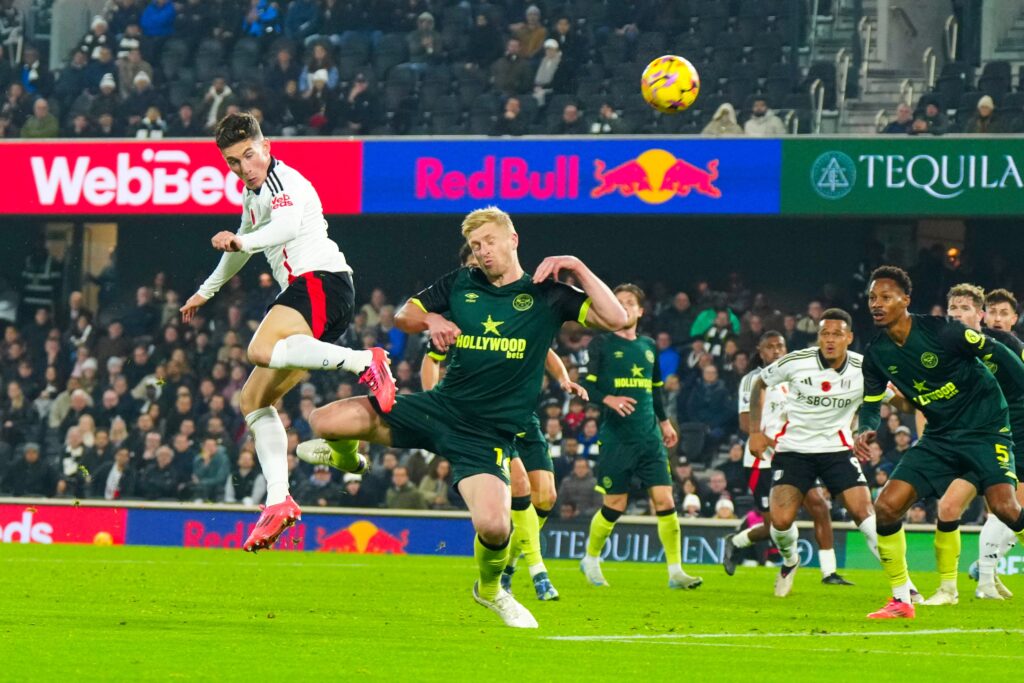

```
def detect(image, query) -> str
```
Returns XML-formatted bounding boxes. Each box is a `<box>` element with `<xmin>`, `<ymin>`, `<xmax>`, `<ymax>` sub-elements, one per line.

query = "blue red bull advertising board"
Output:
<box><xmin>361</xmin><ymin>139</ymin><xmax>781</xmax><ymax>214</ymax></box>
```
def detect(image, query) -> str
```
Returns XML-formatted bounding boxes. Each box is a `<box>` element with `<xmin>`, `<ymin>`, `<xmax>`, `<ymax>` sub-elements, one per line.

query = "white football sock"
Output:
<box><xmin>732</xmin><ymin>528</ymin><xmax>754</xmax><ymax>549</ymax></box>
<box><xmin>978</xmin><ymin>513</ymin><xmax>1016</xmax><ymax>582</ymax></box>
<box><xmin>819</xmin><ymin>548</ymin><xmax>837</xmax><ymax>577</ymax></box>
<box><xmin>527</xmin><ymin>562</ymin><xmax>547</xmax><ymax>578</ymax></box>
<box><xmin>770</xmin><ymin>525</ymin><xmax>799</xmax><ymax>567</ymax></box>
<box><xmin>246</xmin><ymin>407</ymin><xmax>290</xmax><ymax>506</ymax></box>
<box><xmin>667</xmin><ymin>562</ymin><xmax>684</xmax><ymax>576</ymax></box>
<box><xmin>893</xmin><ymin>581</ymin><xmax>912</xmax><ymax>603</ymax></box>
<box><xmin>268</xmin><ymin>334</ymin><xmax>372</xmax><ymax>373</ymax></box>
<box><xmin>858</xmin><ymin>515</ymin><xmax>880</xmax><ymax>561</ymax></box>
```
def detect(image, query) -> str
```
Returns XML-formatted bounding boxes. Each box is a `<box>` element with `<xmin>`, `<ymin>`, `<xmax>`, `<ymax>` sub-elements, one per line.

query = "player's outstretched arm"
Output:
<box><xmin>187</xmin><ymin>248</ymin><xmax>253</xmax><ymax>321</ymax></box>
<box><xmin>533</xmin><ymin>255</ymin><xmax>628</xmax><ymax>331</ymax></box>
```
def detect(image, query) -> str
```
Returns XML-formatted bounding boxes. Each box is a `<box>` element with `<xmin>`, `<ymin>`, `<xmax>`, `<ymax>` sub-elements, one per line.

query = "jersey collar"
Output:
<box><xmin>251</xmin><ymin>156</ymin><xmax>278</xmax><ymax>196</ymax></box>
<box><xmin>817</xmin><ymin>348</ymin><xmax>849</xmax><ymax>374</ymax></box>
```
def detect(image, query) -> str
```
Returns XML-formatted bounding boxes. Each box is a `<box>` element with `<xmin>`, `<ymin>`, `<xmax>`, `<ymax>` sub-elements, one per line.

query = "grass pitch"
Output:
<box><xmin>2</xmin><ymin>543</ymin><xmax>1022</xmax><ymax>682</ymax></box>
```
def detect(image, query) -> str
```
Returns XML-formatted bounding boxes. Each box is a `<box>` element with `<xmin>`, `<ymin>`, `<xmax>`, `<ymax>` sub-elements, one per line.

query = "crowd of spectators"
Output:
<box><xmin>3</xmin><ymin>233</ymin><xmax>1018</xmax><ymax>528</ymax></box>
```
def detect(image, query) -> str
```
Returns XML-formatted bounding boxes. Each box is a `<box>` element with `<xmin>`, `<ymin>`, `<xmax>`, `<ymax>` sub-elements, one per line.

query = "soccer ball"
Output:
<box><xmin>640</xmin><ymin>55</ymin><xmax>700</xmax><ymax>114</ymax></box>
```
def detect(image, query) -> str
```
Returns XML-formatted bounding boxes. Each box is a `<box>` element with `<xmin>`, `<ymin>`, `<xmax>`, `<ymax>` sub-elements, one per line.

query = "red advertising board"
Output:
<box><xmin>0</xmin><ymin>503</ymin><xmax>127</xmax><ymax>544</ymax></box>
<box><xmin>2</xmin><ymin>139</ymin><xmax>362</xmax><ymax>215</ymax></box>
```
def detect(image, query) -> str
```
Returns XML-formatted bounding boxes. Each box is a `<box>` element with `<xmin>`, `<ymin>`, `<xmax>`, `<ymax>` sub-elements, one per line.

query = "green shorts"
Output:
<box><xmin>512</xmin><ymin>414</ymin><xmax>554</xmax><ymax>473</ymax></box>
<box><xmin>892</xmin><ymin>429</ymin><xmax>1018</xmax><ymax>498</ymax></box>
<box><xmin>374</xmin><ymin>391</ymin><xmax>514</xmax><ymax>484</ymax></box>
<box><xmin>593</xmin><ymin>440</ymin><xmax>672</xmax><ymax>495</ymax></box>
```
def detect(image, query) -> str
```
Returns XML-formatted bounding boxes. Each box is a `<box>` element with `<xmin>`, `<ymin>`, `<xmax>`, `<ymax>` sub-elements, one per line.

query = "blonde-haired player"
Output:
<box><xmin>297</xmin><ymin>206</ymin><xmax>627</xmax><ymax>627</ymax></box>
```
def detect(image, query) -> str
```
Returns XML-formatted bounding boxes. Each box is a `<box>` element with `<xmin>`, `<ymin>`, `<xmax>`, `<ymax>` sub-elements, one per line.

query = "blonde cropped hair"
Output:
<box><xmin>461</xmin><ymin>206</ymin><xmax>516</xmax><ymax>238</ymax></box>
<box><xmin>947</xmin><ymin>283</ymin><xmax>985</xmax><ymax>310</ymax></box>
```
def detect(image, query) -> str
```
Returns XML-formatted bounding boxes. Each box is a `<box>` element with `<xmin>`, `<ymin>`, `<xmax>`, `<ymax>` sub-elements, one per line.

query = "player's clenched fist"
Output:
<box><xmin>212</xmin><ymin>231</ymin><xmax>243</xmax><ymax>252</ymax></box>
<box><xmin>747</xmin><ymin>431</ymin><xmax>772</xmax><ymax>460</ymax></box>
<box><xmin>425</xmin><ymin>312</ymin><xmax>461</xmax><ymax>352</ymax></box>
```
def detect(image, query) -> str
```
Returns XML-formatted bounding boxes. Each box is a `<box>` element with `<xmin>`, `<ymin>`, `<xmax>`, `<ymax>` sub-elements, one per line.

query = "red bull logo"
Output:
<box><xmin>415</xmin><ymin>155</ymin><xmax>579</xmax><ymax>200</ymax></box>
<box><xmin>591</xmin><ymin>149</ymin><xmax>721</xmax><ymax>204</ymax></box>
<box><xmin>316</xmin><ymin>519</ymin><xmax>409</xmax><ymax>554</ymax></box>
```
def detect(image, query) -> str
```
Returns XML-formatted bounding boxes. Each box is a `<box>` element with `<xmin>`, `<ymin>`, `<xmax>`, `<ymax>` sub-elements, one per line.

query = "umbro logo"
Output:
<box><xmin>614</xmin><ymin>351</ymin><xmax>624</xmax><ymax>358</ymax></box>
<box><xmin>465</xmin><ymin>293</ymin><xmax>479</xmax><ymax>303</ymax></box>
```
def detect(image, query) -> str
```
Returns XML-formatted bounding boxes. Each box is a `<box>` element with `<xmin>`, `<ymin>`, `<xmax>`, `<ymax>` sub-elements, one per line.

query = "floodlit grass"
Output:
<box><xmin>2</xmin><ymin>543</ymin><xmax>1022</xmax><ymax>681</ymax></box>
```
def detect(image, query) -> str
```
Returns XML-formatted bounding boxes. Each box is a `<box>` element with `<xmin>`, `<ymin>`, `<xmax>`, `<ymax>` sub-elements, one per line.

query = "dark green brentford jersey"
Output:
<box><xmin>410</xmin><ymin>267</ymin><xmax>589</xmax><ymax>434</ymax></box>
<box><xmin>860</xmin><ymin>315</ymin><xmax>1024</xmax><ymax>435</ymax></box>
<box><xmin>582</xmin><ymin>333</ymin><xmax>665</xmax><ymax>443</ymax></box>
<box><xmin>986</xmin><ymin>327</ymin><xmax>1024</xmax><ymax>430</ymax></box>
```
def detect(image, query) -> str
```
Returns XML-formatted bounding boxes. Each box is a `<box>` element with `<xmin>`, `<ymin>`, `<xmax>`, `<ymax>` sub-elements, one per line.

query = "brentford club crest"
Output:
<box><xmin>821</xmin><ymin>381</ymin><xmax>832</xmax><ymax>392</ymax></box>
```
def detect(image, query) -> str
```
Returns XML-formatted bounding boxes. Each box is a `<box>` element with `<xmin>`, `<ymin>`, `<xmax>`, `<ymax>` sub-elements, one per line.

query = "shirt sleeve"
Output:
<box><xmin>759</xmin><ymin>357</ymin><xmax>790</xmax><ymax>388</ymax></box>
<box><xmin>737</xmin><ymin>372</ymin><xmax>753</xmax><ymax>414</ymax></box>
<box><xmin>235</xmin><ymin>192</ymin><xmax>302</xmax><ymax>253</ymax></box>
<box><xmin>408</xmin><ymin>269</ymin><xmax>461</xmax><ymax>315</ymax></box>
<box><xmin>942</xmin><ymin>319</ymin><xmax>1024</xmax><ymax>389</ymax></box>
<box><xmin>858</xmin><ymin>351</ymin><xmax>886</xmax><ymax>433</ymax></box>
<box><xmin>196</xmin><ymin>251</ymin><xmax>253</xmax><ymax>300</ymax></box>
<box><xmin>540</xmin><ymin>280</ymin><xmax>591</xmax><ymax>326</ymax></box>
<box><xmin>581</xmin><ymin>335</ymin><xmax>608</xmax><ymax>405</ymax></box>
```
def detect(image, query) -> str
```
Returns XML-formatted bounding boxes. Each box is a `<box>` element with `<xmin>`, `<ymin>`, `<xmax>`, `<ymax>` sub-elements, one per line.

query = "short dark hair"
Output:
<box><xmin>614</xmin><ymin>283</ymin><xmax>645</xmax><ymax>308</ymax></box>
<box><xmin>986</xmin><ymin>288</ymin><xmax>1019</xmax><ymax>311</ymax></box>
<box><xmin>215</xmin><ymin>111</ymin><xmax>262</xmax><ymax>149</ymax></box>
<box><xmin>869</xmin><ymin>265</ymin><xmax>912</xmax><ymax>295</ymax></box>
<box><xmin>459</xmin><ymin>243</ymin><xmax>473</xmax><ymax>265</ymax></box>
<box><xmin>758</xmin><ymin>330</ymin><xmax>784</xmax><ymax>345</ymax></box>
<box><xmin>820</xmin><ymin>308</ymin><xmax>853</xmax><ymax>329</ymax></box>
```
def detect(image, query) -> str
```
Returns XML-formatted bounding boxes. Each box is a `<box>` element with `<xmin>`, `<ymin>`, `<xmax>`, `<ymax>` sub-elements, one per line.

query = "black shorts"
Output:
<box><xmin>771</xmin><ymin>450</ymin><xmax>868</xmax><ymax>497</ymax></box>
<box><xmin>270</xmin><ymin>271</ymin><xmax>354</xmax><ymax>342</ymax></box>
<box><xmin>746</xmin><ymin>465</ymin><xmax>772</xmax><ymax>513</ymax></box>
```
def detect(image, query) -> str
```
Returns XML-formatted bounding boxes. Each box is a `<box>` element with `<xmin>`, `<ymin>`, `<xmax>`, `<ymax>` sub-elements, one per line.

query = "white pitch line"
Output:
<box><xmin>589</xmin><ymin>640</ymin><xmax>1024</xmax><ymax>662</ymax></box>
<box><xmin>548</xmin><ymin>628</ymin><xmax>1024</xmax><ymax>642</ymax></box>
<box><xmin>1</xmin><ymin>557</ymin><xmax>369</xmax><ymax>568</ymax></box>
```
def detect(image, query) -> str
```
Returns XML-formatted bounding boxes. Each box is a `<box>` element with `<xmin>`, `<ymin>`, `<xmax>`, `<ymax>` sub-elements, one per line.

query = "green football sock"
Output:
<box><xmin>507</xmin><ymin>498</ymin><xmax>530</xmax><ymax>570</ymax></box>
<box><xmin>518</xmin><ymin>504</ymin><xmax>544</xmax><ymax>570</ymax></box>
<box><xmin>656</xmin><ymin>510</ymin><xmax>682</xmax><ymax>567</ymax></box>
<box><xmin>536</xmin><ymin>507</ymin><xmax>551</xmax><ymax>530</ymax></box>
<box><xmin>935</xmin><ymin>522</ymin><xmax>961</xmax><ymax>585</ymax></box>
<box><xmin>586</xmin><ymin>508</ymin><xmax>618</xmax><ymax>558</ymax></box>
<box><xmin>325</xmin><ymin>438</ymin><xmax>361</xmax><ymax>471</ymax></box>
<box><xmin>475</xmin><ymin>535</ymin><xmax>510</xmax><ymax>600</ymax></box>
<box><xmin>878</xmin><ymin>526</ymin><xmax>910</xmax><ymax>592</ymax></box>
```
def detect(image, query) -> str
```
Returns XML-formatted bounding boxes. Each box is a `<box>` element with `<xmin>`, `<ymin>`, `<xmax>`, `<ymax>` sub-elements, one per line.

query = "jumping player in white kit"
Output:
<box><xmin>179</xmin><ymin>112</ymin><xmax>396</xmax><ymax>552</ymax></box>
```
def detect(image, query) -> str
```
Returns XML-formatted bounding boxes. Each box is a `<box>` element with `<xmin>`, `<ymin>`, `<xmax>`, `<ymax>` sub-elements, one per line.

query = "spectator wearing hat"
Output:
<box><xmin>556</xmin><ymin>457</ymin><xmax>602</xmax><ymax>519</ymax></box>
<box><xmin>743</xmin><ymin>97</ymin><xmax>786</xmax><ymax>137</ymax></box>
<box><xmin>117</xmin><ymin>48</ymin><xmax>153</xmax><ymax>98</ymax></box>
<box><xmin>532</xmin><ymin>38</ymin><xmax>574</xmax><ymax>107</ymax></box>
<box><xmin>88</xmin><ymin>72</ymin><xmax>121</xmax><ymax>120</ymax></box>
<box><xmin>78</xmin><ymin>15</ymin><xmax>112</xmax><ymax>60</ymax></box>
<box><xmin>702</xmin><ymin>103</ymin><xmax>743</xmax><ymax>136</ymax></box>
<box><xmin>338</xmin><ymin>472</ymin><xmax>375</xmax><ymax>507</ymax></box>
<box><xmin>116</xmin><ymin>22</ymin><xmax>144</xmax><ymax>60</ymax></box>
<box><xmin>922</xmin><ymin>99</ymin><xmax>948</xmax><ymax>135</ymax></box>
<box><xmin>512</xmin><ymin>5</ymin><xmax>547</xmax><ymax>58</ymax></box>
<box><xmin>963</xmin><ymin>94</ymin><xmax>1003</xmax><ymax>133</ymax></box>
<box><xmin>224</xmin><ymin>448</ymin><xmax>266</xmax><ymax>505</ymax></box>
<box><xmin>884</xmin><ymin>425</ymin><xmax>913</xmax><ymax>467</ymax></box>
<box><xmin>715</xmin><ymin>498</ymin><xmax>737</xmax><ymax>520</ymax></box>
<box><xmin>2</xmin><ymin>442</ymin><xmax>59</xmax><ymax>496</ymax></box>
<box><xmin>682</xmin><ymin>493</ymin><xmax>702</xmax><ymax>518</ymax></box>
<box><xmin>407</xmin><ymin>12</ymin><xmax>444</xmax><ymax>65</ymax></box>
<box><xmin>121</xmin><ymin>69</ymin><xmax>164</xmax><ymax>128</ymax></box>
<box><xmin>302</xmin><ymin>68</ymin><xmax>334</xmax><ymax>133</ymax></box>
<box><xmin>20</xmin><ymin>98</ymin><xmax>58</xmax><ymax>138</ymax></box>
<box><xmin>881</xmin><ymin>103</ymin><xmax>913</xmax><ymax>134</ymax></box>
<box><xmin>386</xmin><ymin>466</ymin><xmax>427</xmax><ymax>510</ymax></box>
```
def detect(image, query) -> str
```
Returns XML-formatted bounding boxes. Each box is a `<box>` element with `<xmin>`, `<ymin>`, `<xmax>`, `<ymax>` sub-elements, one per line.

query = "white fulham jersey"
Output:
<box><xmin>198</xmin><ymin>158</ymin><xmax>350</xmax><ymax>299</ymax></box>
<box><xmin>759</xmin><ymin>347</ymin><xmax>864</xmax><ymax>454</ymax></box>
<box><xmin>737</xmin><ymin>367</ymin><xmax>788</xmax><ymax>469</ymax></box>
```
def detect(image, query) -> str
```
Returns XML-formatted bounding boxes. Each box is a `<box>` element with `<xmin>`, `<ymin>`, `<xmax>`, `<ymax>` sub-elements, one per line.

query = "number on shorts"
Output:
<box><xmin>995</xmin><ymin>444</ymin><xmax>1011</xmax><ymax>464</ymax></box>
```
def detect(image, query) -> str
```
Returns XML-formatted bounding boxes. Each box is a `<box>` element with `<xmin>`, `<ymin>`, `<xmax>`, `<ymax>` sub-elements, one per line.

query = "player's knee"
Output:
<box><xmin>308</xmin><ymin>406</ymin><xmax>331</xmax><ymax>438</ymax></box>
<box><xmin>772</xmin><ymin>510</ymin><xmax>796</xmax><ymax>530</ymax></box>
<box><xmin>937</xmin><ymin>496</ymin><xmax>962</xmax><ymax>523</ymax></box>
<box><xmin>535</xmin><ymin>488</ymin><xmax>557</xmax><ymax>511</ymax></box>
<box><xmin>990</xmin><ymin>499</ymin><xmax>1022</xmax><ymax>528</ymax></box>
<box><xmin>476</xmin><ymin>519</ymin><xmax>511</xmax><ymax>546</ymax></box>
<box><xmin>247</xmin><ymin>340</ymin><xmax>272</xmax><ymax>367</ymax></box>
<box><xmin>873</xmin><ymin>498</ymin><xmax>901</xmax><ymax>526</ymax></box>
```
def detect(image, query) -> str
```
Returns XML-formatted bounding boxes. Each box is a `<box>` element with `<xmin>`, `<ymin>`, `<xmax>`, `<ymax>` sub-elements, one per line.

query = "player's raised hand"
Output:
<box><xmin>212</xmin><ymin>231</ymin><xmax>243</xmax><ymax>252</ymax></box>
<box><xmin>660</xmin><ymin>420</ymin><xmax>678</xmax><ymax>449</ymax></box>
<box><xmin>532</xmin><ymin>255</ymin><xmax>583</xmax><ymax>283</ymax></box>
<box><xmin>180</xmin><ymin>292</ymin><xmax>208</xmax><ymax>323</ymax></box>
<box><xmin>603</xmin><ymin>395</ymin><xmax>636</xmax><ymax>417</ymax></box>
<box><xmin>748</xmin><ymin>431</ymin><xmax>772</xmax><ymax>459</ymax></box>
<box><xmin>854</xmin><ymin>430</ymin><xmax>877</xmax><ymax>462</ymax></box>
<box><xmin>560</xmin><ymin>379</ymin><xmax>589</xmax><ymax>402</ymax></box>
<box><xmin>425</xmin><ymin>313</ymin><xmax>461</xmax><ymax>353</ymax></box>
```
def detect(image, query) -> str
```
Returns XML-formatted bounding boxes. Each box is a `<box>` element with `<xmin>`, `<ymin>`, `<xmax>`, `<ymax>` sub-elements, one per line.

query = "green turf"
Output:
<box><xmin>2</xmin><ymin>543</ymin><xmax>1023</xmax><ymax>682</ymax></box>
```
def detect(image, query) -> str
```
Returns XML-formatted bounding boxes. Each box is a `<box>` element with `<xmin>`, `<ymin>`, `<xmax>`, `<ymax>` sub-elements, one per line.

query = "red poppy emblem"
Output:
<box><xmin>821</xmin><ymin>381</ymin><xmax>832</xmax><ymax>392</ymax></box>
